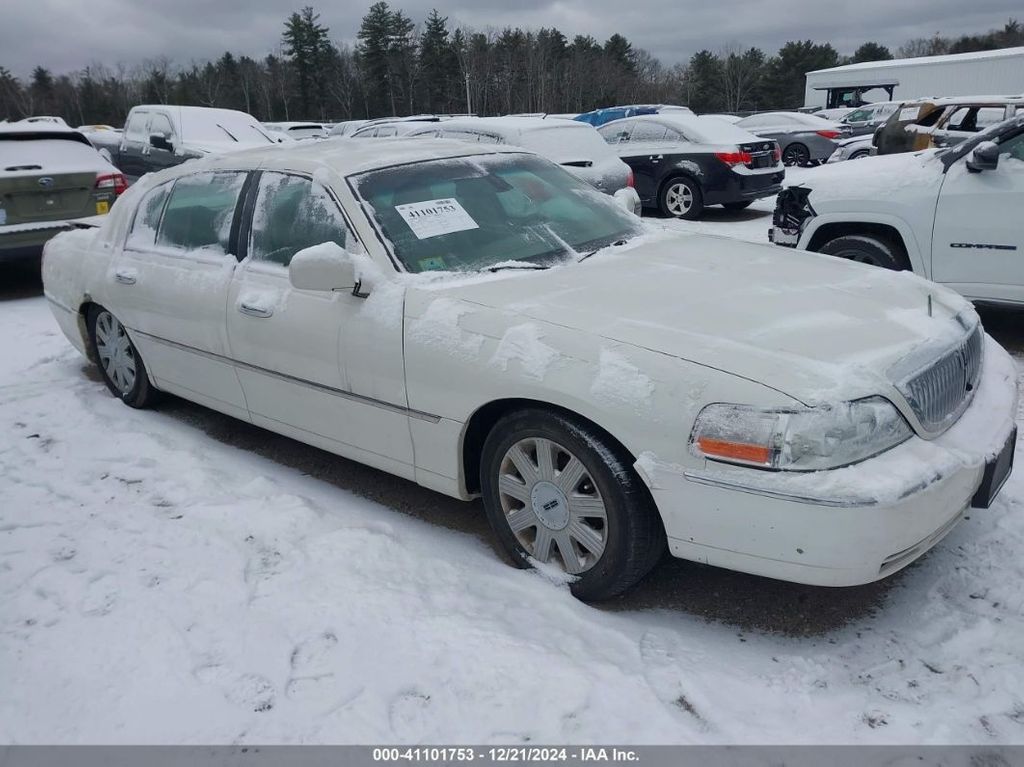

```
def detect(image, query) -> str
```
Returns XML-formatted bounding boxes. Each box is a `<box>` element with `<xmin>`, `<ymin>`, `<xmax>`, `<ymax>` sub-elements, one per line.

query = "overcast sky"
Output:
<box><xmin>3</xmin><ymin>0</ymin><xmax>1021</xmax><ymax>77</ymax></box>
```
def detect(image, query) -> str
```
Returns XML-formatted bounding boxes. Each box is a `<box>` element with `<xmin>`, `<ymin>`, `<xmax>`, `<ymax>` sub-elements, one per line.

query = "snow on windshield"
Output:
<box><xmin>351</xmin><ymin>153</ymin><xmax>641</xmax><ymax>273</ymax></box>
<box><xmin>176</xmin><ymin>109</ymin><xmax>277</xmax><ymax>145</ymax></box>
<box><xmin>0</xmin><ymin>138</ymin><xmax>104</xmax><ymax>175</ymax></box>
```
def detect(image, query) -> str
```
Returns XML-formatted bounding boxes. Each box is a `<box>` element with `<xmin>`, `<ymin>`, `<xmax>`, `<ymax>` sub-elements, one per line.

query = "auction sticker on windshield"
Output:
<box><xmin>396</xmin><ymin>198</ymin><xmax>479</xmax><ymax>239</ymax></box>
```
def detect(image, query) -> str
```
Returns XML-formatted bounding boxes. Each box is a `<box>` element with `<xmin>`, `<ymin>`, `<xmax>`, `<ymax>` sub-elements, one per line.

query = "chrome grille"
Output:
<box><xmin>898</xmin><ymin>324</ymin><xmax>983</xmax><ymax>433</ymax></box>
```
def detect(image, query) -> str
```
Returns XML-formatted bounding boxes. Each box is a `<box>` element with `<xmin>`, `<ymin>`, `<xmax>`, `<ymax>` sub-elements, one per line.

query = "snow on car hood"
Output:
<box><xmin>784</xmin><ymin>149</ymin><xmax>942</xmax><ymax>203</ymax></box>
<box><xmin>432</xmin><ymin>233</ymin><xmax>976</xmax><ymax>404</ymax></box>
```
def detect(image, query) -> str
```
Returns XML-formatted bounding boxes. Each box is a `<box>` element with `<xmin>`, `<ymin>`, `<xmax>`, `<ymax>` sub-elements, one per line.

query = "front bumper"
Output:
<box><xmin>636</xmin><ymin>338</ymin><xmax>1019</xmax><ymax>587</ymax></box>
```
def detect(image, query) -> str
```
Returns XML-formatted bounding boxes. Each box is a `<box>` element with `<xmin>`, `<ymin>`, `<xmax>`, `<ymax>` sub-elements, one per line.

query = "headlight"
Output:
<box><xmin>690</xmin><ymin>397</ymin><xmax>912</xmax><ymax>471</ymax></box>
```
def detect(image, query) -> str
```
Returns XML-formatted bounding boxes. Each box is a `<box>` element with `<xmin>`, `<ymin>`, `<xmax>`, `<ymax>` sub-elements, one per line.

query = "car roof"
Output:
<box><xmin>187</xmin><ymin>137</ymin><xmax>526</xmax><ymax>178</ymax></box>
<box><xmin>410</xmin><ymin>116</ymin><xmax>592</xmax><ymax>138</ymax></box>
<box><xmin>0</xmin><ymin>122</ymin><xmax>94</xmax><ymax>147</ymax></box>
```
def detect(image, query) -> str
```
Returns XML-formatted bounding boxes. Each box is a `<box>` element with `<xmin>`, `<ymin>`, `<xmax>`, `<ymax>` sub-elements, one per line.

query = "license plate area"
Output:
<box><xmin>971</xmin><ymin>426</ymin><xmax>1016</xmax><ymax>509</ymax></box>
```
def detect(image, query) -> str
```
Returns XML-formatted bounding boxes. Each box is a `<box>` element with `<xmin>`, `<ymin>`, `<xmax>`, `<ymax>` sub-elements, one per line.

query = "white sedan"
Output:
<box><xmin>41</xmin><ymin>138</ymin><xmax>1018</xmax><ymax>600</ymax></box>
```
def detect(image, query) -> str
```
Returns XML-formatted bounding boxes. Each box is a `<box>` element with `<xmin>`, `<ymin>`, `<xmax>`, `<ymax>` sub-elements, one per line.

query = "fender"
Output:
<box><xmin>796</xmin><ymin>210</ymin><xmax>928</xmax><ymax>277</ymax></box>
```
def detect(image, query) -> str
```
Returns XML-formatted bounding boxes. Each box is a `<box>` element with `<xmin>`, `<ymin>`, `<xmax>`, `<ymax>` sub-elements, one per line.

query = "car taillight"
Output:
<box><xmin>715</xmin><ymin>150</ymin><xmax>753</xmax><ymax>166</ymax></box>
<box><xmin>773</xmin><ymin>144</ymin><xmax>782</xmax><ymax>163</ymax></box>
<box><xmin>816</xmin><ymin>130</ymin><xmax>840</xmax><ymax>139</ymax></box>
<box><xmin>626</xmin><ymin>168</ymin><xmax>635</xmax><ymax>188</ymax></box>
<box><xmin>95</xmin><ymin>173</ymin><xmax>127</xmax><ymax>196</ymax></box>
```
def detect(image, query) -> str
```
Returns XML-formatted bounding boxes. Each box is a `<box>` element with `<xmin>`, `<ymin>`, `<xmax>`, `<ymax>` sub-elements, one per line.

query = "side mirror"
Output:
<box><xmin>289</xmin><ymin>243</ymin><xmax>358</xmax><ymax>293</ymax></box>
<box><xmin>966</xmin><ymin>141</ymin><xmax>1000</xmax><ymax>173</ymax></box>
<box><xmin>149</xmin><ymin>132</ymin><xmax>173</xmax><ymax>152</ymax></box>
<box><xmin>613</xmin><ymin>187</ymin><xmax>642</xmax><ymax>217</ymax></box>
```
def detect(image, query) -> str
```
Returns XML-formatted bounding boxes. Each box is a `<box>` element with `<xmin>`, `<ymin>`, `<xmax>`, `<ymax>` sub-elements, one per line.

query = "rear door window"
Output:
<box><xmin>126</xmin><ymin>183</ymin><xmax>171</xmax><ymax>250</ymax></box>
<box><xmin>628</xmin><ymin>122</ymin><xmax>670</xmax><ymax>142</ymax></box>
<box><xmin>156</xmin><ymin>172</ymin><xmax>246</xmax><ymax>255</ymax></box>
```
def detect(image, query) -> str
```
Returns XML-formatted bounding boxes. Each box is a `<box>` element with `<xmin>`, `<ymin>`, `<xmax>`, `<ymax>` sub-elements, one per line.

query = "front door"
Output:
<box><xmin>931</xmin><ymin>128</ymin><xmax>1024</xmax><ymax>304</ymax></box>
<box><xmin>105</xmin><ymin>170</ymin><xmax>249</xmax><ymax>417</ymax></box>
<box><xmin>225</xmin><ymin>171</ymin><xmax>415</xmax><ymax>477</ymax></box>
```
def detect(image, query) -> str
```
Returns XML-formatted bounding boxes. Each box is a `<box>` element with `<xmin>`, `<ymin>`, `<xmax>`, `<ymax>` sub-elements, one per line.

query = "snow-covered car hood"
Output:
<box><xmin>432</xmin><ymin>233</ymin><xmax>975</xmax><ymax>403</ymax></box>
<box><xmin>786</xmin><ymin>149</ymin><xmax>942</xmax><ymax>204</ymax></box>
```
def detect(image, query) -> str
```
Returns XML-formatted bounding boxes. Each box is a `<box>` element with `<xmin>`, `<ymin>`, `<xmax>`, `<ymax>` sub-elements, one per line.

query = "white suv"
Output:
<box><xmin>771</xmin><ymin>115</ymin><xmax>1024</xmax><ymax>307</ymax></box>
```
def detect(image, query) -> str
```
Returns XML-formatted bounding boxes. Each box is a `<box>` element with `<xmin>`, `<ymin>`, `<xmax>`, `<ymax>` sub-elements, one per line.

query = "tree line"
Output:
<box><xmin>0</xmin><ymin>6</ymin><xmax>1020</xmax><ymax>126</ymax></box>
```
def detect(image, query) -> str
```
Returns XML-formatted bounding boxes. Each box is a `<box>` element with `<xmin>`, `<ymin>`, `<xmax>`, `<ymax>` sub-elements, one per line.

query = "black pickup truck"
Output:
<box><xmin>103</xmin><ymin>105</ymin><xmax>285</xmax><ymax>182</ymax></box>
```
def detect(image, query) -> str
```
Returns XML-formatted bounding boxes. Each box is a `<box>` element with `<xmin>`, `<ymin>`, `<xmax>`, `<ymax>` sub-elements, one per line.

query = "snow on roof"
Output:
<box><xmin>202</xmin><ymin>136</ymin><xmax>523</xmax><ymax>177</ymax></box>
<box><xmin>421</xmin><ymin>115</ymin><xmax>594</xmax><ymax>138</ymax></box>
<box><xmin>809</xmin><ymin>46</ymin><xmax>1024</xmax><ymax>74</ymax></box>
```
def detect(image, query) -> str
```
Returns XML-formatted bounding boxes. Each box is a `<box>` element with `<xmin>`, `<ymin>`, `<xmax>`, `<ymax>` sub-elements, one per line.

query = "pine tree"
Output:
<box><xmin>418</xmin><ymin>10</ymin><xmax>457</xmax><ymax>113</ymax></box>
<box><xmin>283</xmin><ymin>6</ymin><xmax>332</xmax><ymax>117</ymax></box>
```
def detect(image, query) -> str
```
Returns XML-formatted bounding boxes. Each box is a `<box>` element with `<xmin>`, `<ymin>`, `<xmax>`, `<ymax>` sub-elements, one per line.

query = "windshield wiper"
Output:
<box><xmin>216</xmin><ymin>123</ymin><xmax>239</xmax><ymax>142</ymax></box>
<box><xmin>577</xmin><ymin>239</ymin><xmax>630</xmax><ymax>263</ymax></box>
<box><xmin>485</xmin><ymin>262</ymin><xmax>549</xmax><ymax>272</ymax></box>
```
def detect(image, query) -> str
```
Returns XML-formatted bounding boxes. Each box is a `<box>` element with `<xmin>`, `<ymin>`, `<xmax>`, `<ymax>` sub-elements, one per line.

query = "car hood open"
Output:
<box><xmin>435</xmin><ymin>233</ymin><xmax>976</xmax><ymax>404</ymax></box>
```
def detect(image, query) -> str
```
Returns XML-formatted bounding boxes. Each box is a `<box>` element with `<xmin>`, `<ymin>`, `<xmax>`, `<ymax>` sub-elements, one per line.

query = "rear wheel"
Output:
<box><xmin>87</xmin><ymin>306</ymin><xmax>158</xmax><ymax>408</ymax></box>
<box><xmin>480</xmin><ymin>409</ymin><xmax>665</xmax><ymax>601</ymax></box>
<box><xmin>849</xmin><ymin>149</ymin><xmax>870</xmax><ymax>160</ymax></box>
<box><xmin>782</xmin><ymin>143</ymin><xmax>810</xmax><ymax>167</ymax></box>
<box><xmin>659</xmin><ymin>177</ymin><xmax>703</xmax><ymax>220</ymax></box>
<box><xmin>819</xmin><ymin>234</ymin><xmax>906</xmax><ymax>271</ymax></box>
<box><xmin>722</xmin><ymin>201</ymin><xmax>753</xmax><ymax>211</ymax></box>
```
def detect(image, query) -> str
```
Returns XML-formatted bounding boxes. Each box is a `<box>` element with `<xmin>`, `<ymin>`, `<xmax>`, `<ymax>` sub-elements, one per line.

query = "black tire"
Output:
<box><xmin>849</xmin><ymin>149</ymin><xmax>870</xmax><ymax>160</ymax></box>
<box><xmin>722</xmin><ymin>201</ymin><xmax>753</xmax><ymax>211</ymax></box>
<box><xmin>819</xmin><ymin>234</ymin><xmax>907</xmax><ymax>271</ymax></box>
<box><xmin>86</xmin><ymin>305</ymin><xmax>159</xmax><ymax>408</ymax></box>
<box><xmin>658</xmin><ymin>176</ymin><xmax>704</xmax><ymax>220</ymax></box>
<box><xmin>782</xmin><ymin>142</ymin><xmax>810</xmax><ymax>167</ymax></box>
<box><xmin>480</xmin><ymin>408</ymin><xmax>665</xmax><ymax>601</ymax></box>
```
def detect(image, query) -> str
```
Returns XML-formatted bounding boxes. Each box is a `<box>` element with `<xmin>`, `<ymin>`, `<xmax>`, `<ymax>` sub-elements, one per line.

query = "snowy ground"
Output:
<box><xmin>2</xmin><ymin>172</ymin><xmax>1023</xmax><ymax>743</ymax></box>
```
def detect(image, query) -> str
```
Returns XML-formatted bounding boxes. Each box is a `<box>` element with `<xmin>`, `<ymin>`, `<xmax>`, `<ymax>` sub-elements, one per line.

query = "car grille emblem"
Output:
<box><xmin>38</xmin><ymin>177</ymin><xmax>55</xmax><ymax>188</ymax></box>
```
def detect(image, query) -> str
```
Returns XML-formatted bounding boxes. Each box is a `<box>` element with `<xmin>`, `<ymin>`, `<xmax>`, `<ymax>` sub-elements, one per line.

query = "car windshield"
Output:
<box><xmin>178</xmin><ymin>110</ymin><xmax>277</xmax><ymax>145</ymax></box>
<box><xmin>350</xmin><ymin>152</ymin><xmax>641</xmax><ymax>273</ymax></box>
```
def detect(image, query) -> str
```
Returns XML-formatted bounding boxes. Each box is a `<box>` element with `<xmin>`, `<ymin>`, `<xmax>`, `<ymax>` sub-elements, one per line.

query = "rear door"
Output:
<box><xmin>931</xmin><ymin>127</ymin><xmax>1024</xmax><ymax>304</ymax></box>
<box><xmin>225</xmin><ymin>171</ymin><xmax>415</xmax><ymax>476</ymax></box>
<box><xmin>599</xmin><ymin>121</ymin><xmax>666</xmax><ymax>203</ymax></box>
<box><xmin>105</xmin><ymin>170</ymin><xmax>249</xmax><ymax>417</ymax></box>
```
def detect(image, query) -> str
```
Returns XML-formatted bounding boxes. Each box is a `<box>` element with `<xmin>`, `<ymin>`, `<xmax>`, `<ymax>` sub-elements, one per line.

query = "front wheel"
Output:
<box><xmin>480</xmin><ymin>409</ymin><xmax>665</xmax><ymax>601</ymax></box>
<box><xmin>659</xmin><ymin>177</ymin><xmax>704</xmax><ymax>220</ymax></box>
<box><xmin>819</xmin><ymin>234</ymin><xmax>906</xmax><ymax>271</ymax></box>
<box><xmin>87</xmin><ymin>306</ymin><xmax>158</xmax><ymax>408</ymax></box>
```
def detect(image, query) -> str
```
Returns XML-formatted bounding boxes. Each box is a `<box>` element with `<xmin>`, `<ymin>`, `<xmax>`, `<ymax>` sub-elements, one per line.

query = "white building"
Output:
<box><xmin>804</xmin><ymin>46</ymin><xmax>1024</xmax><ymax>109</ymax></box>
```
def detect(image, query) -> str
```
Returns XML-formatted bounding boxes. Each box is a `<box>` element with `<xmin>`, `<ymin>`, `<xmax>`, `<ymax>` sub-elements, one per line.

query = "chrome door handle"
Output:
<box><xmin>239</xmin><ymin>302</ymin><xmax>273</xmax><ymax>318</ymax></box>
<box><xmin>114</xmin><ymin>269</ymin><xmax>136</xmax><ymax>285</ymax></box>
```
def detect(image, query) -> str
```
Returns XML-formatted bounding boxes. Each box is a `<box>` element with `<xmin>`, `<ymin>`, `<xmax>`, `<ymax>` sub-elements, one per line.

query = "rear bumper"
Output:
<box><xmin>703</xmin><ymin>170</ymin><xmax>784</xmax><ymax>205</ymax></box>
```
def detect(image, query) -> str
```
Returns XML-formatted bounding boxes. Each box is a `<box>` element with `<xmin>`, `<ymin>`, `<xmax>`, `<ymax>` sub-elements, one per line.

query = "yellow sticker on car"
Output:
<box><xmin>96</xmin><ymin>200</ymin><xmax>110</xmax><ymax>215</ymax></box>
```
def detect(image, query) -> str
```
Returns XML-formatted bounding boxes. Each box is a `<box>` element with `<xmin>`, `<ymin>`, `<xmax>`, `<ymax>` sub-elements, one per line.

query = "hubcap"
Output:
<box><xmin>497</xmin><ymin>437</ymin><xmax>608</xmax><ymax>575</ymax></box>
<box><xmin>95</xmin><ymin>311</ymin><xmax>137</xmax><ymax>394</ymax></box>
<box><xmin>665</xmin><ymin>183</ymin><xmax>693</xmax><ymax>216</ymax></box>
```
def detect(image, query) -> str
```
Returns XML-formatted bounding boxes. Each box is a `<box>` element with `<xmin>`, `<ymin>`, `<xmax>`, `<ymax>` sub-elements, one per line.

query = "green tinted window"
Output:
<box><xmin>248</xmin><ymin>173</ymin><xmax>353</xmax><ymax>267</ymax></box>
<box><xmin>156</xmin><ymin>172</ymin><xmax>245</xmax><ymax>254</ymax></box>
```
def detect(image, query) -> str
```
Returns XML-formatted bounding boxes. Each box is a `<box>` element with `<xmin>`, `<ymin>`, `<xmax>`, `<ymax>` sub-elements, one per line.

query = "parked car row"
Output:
<box><xmin>40</xmin><ymin>133</ymin><xmax>1018</xmax><ymax>600</ymax></box>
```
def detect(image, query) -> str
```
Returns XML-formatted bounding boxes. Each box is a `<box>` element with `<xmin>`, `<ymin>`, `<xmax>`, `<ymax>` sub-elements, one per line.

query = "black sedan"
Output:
<box><xmin>598</xmin><ymin>115</ymin><xmax>784</xmax><ymax>219</ymax></box>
